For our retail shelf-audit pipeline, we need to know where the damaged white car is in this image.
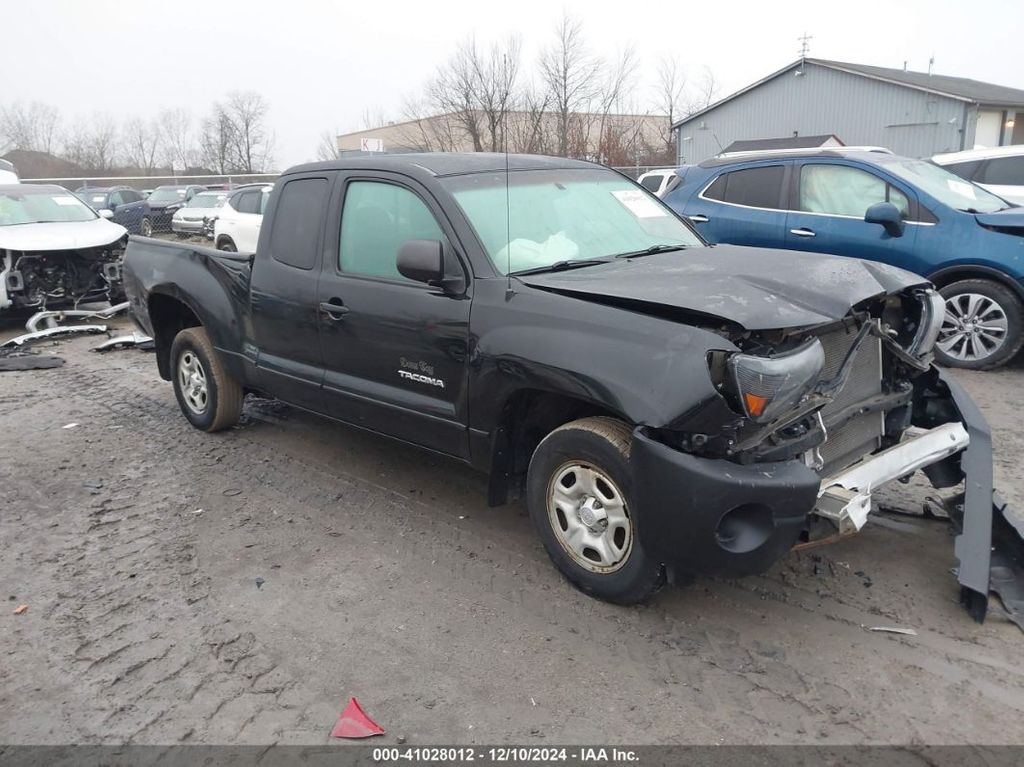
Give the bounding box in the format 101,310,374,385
0,184,128,312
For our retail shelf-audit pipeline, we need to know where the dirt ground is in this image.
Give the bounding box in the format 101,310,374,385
1,315,1023,746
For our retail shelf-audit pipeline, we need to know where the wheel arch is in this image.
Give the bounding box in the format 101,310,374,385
927,264,1024,301
148,292,203,380
485,387,632,507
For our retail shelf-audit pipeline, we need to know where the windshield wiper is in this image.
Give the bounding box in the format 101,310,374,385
510,258,610,276
614,244,689,259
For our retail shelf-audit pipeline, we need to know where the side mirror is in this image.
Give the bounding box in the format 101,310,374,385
99,209,114,219
397,239,465,294
864,201,904,237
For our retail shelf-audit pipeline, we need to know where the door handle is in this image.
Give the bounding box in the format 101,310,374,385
688,214,709,223
790,227,816,237
319,300,350,320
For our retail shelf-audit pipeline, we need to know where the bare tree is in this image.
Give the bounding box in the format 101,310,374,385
200,105,236,174
426,39,486,151
686,67,719,115
161,108,200,172
316,129,341,161
0,101,61,154
223,91,274,172
539,13,598,158
593,46,640,163
122,116,164,173
654,55,687,161
63,114,119,171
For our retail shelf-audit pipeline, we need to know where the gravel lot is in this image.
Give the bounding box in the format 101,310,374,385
2,315,1023,746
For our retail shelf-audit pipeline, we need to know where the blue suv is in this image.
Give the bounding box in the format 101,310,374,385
663,149,1024,369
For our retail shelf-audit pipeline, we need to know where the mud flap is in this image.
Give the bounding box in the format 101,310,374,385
942,371,1024,629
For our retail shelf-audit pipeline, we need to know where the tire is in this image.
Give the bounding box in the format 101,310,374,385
170,327,243,432
527,416,665,605
934,279,1023,370
139,217,153,237
217,237,237,252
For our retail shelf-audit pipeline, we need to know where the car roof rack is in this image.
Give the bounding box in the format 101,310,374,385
715,146,894,160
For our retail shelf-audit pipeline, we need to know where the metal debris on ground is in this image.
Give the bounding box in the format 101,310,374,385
92,332,154,353
868,626,918,636
24,301,129,333
255,577,265,590
62,423,79,430
2,325,108,348
330,697,385,739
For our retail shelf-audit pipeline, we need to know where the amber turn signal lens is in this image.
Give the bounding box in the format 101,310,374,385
743,393,769,418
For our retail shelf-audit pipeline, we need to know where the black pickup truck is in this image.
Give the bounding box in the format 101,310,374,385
122,153,1023,623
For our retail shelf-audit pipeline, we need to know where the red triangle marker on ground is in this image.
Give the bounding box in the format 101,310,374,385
330,697,385,739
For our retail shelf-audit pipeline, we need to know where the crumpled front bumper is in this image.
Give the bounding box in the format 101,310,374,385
632,368,1024,628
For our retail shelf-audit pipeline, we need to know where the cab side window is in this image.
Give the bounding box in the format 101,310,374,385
109,191,124,208
799,164,910,219
338,181,445,282
703,165,785,209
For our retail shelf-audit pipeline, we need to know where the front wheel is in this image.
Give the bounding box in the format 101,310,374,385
139,217,153,237
217,237,237,252
935,279,1023,370
170,327,243,431
527,416,665,605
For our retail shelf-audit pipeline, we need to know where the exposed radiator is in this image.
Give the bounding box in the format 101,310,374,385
814,324,884,474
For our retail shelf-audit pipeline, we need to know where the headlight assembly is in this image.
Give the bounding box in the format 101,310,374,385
725,338,825,423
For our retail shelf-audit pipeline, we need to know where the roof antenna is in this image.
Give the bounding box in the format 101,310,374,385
928,55,935,76
796,32,812,75
504,53,514,301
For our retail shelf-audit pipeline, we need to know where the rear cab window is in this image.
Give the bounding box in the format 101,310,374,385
703,165,786,209
269,178,329,270
978,156,1024,186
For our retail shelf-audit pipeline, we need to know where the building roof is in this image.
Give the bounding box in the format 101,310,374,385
721,134,842,153
286,152,599,178
673,59,1024,129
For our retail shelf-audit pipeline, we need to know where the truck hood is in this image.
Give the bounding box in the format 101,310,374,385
0,219,127,252
518,244,927,330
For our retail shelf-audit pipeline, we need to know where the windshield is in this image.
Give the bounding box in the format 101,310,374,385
0,189,98,226
885,159,1007,213
187,193,226,208
441,169,702,274
149,188,188,204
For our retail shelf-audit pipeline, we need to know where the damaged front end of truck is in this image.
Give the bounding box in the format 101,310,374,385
633,282,1023,627
519,247,1024,628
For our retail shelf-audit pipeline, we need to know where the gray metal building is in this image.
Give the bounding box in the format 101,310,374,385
674,58,1024,164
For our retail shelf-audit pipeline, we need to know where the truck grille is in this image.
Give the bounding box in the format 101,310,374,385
815,324,883,475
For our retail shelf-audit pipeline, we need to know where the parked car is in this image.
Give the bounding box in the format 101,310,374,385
636,168,679,198
171,190,228,238
213,183,272,252
0,159,19,184
0,184,127,311
933,145,1024,206
120,153,1020,624
663,149,1024,369
76,186,153,236
146,185,206,232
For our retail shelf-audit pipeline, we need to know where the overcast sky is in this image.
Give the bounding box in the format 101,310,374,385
5,0,1023,169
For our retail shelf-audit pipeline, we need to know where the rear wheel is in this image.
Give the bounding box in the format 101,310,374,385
527,416,665,604
935,279,1023,370
170,327,243,431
